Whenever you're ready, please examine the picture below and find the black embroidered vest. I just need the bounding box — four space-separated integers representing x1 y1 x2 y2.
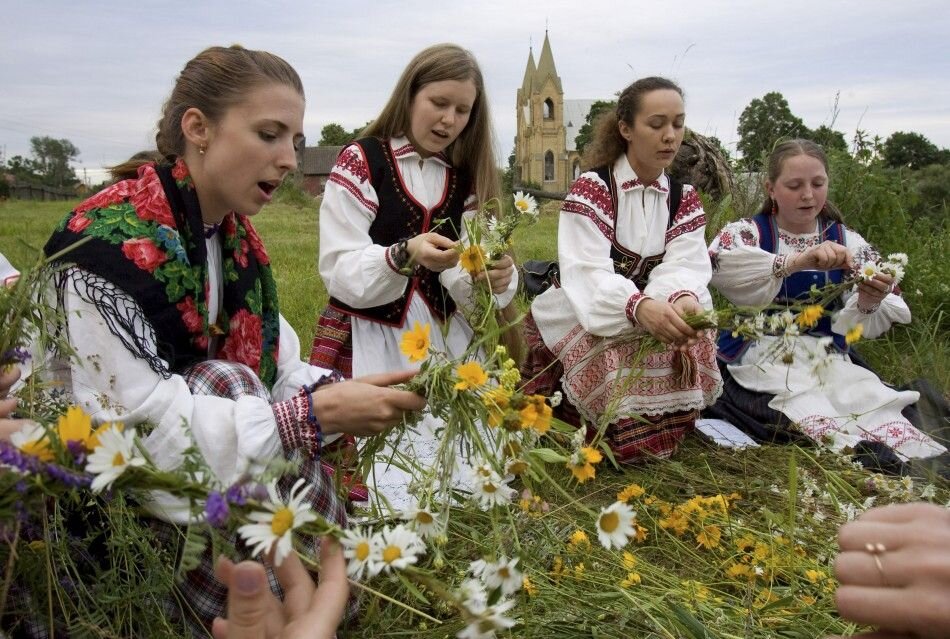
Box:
328 137 472 326
593 165 682 290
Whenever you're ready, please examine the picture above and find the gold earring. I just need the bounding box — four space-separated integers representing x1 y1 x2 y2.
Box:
199 145 206 155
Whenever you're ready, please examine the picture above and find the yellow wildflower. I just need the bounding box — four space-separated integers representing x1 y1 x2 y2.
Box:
804 569 825 584
736 535 756 552
696 524 722 550
800 595 817 606
682 580 711 601
845 323 864 345
482 387 512 427
519 395 552 433
573 562 585 578
399 321 430 363
617 483 646 503
522 576 538 597
459 244 486 274
633 524 649 543
57 405 113 452
620 572 642 588
796 305 824 328
725 562 752 580
622 551 637 570
659 511 689 537
568 529 590 549
567 446 603 483
454 361 488 391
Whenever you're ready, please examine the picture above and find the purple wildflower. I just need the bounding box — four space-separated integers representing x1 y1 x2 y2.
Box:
43 462 92 489
225 483 248 506
1 346 31 366
205 491 230 527
66 439 88 466
0 441 42 474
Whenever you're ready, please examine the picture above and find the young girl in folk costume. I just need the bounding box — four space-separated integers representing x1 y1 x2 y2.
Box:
310 43 518 508
40 45 423 635
521 77 722 462
707 139 946 464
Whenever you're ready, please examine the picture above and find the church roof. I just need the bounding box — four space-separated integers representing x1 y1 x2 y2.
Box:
534 32 562 93
563 100 597 152
521 49 536 95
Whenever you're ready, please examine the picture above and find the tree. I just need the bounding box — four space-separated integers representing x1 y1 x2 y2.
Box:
882 131 943 170
3 155 41 183
318 123 353 146
574 100 616 154
810 125 848 153
736 92 809 170
30 136 79 187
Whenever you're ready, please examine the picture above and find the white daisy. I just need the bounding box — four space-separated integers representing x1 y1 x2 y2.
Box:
859 260 882 281
472 472 516 510
457 596 517 639
85 424 146 493
595 501 637 550
340 526 378 581
371 524 425 576
470 556 523 596
512 191 538 217
549 391 562 408
401 503 441 539
237 478 317 566
886 252 908 266
8 421 50 461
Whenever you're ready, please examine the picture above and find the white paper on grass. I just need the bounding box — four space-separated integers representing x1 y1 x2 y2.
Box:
696 418 760 449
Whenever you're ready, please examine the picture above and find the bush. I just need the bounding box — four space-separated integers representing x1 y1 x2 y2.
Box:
272 175 315 208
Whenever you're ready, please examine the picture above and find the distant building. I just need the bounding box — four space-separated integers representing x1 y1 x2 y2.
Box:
297 144 343 196
514 32 598 193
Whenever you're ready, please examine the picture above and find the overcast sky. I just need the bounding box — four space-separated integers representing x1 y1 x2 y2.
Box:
2 1 948 183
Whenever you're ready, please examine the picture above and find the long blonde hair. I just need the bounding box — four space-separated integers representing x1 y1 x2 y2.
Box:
362 43 499 208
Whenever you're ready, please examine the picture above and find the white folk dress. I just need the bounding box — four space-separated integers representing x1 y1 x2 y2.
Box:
531 155 722 433
318 136 518 510
709 218 946 460
47 235 336 523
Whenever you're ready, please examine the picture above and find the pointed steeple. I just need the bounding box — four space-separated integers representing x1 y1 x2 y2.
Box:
521 47 536 96
534 31 562 93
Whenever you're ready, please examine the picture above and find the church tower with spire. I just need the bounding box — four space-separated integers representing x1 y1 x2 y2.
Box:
514 32 593 193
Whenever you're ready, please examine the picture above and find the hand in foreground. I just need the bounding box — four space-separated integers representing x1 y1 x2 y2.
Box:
406 232 459 272
788 240 852 273
312 370 426 437
212 538 349 639
832 502 950 639
474 254 515 294
0 366 22 442
855 273 895 311
635 298 699 347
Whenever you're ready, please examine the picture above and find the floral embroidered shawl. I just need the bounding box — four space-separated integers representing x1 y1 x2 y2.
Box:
44 159 280 387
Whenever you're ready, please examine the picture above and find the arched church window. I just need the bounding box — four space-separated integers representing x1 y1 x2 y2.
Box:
543 98 554 120
544 150 555 182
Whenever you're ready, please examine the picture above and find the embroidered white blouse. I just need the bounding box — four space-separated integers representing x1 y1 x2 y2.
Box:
532 154 712 348
708 218 910 338
318 136 518 376
48 235 334 523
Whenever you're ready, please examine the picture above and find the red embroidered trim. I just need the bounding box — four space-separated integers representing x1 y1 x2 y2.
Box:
620 178 668 193
625 292 647 324
668 290 697 304
665 213 706 243
563 200 611 239
327 172 378 215
569 175 613 218
336 147 369 184
672 188 702 224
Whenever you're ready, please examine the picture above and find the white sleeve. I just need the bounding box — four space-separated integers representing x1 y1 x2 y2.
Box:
831 228 911 338
272 314 338 400
558 179 639 337
709 218 785 306
62 270 281 488
642 187 713 307
318 144 410 308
